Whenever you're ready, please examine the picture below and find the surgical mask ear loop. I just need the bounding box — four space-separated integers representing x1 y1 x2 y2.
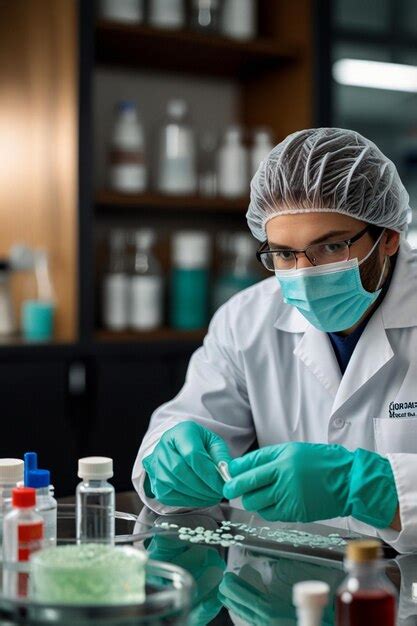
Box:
375 255 389 291
357 229 385 267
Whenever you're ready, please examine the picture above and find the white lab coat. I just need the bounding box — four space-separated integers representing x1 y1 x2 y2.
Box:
132 242 417 553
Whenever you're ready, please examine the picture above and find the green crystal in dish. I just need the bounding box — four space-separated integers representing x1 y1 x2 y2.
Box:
30 544 147 605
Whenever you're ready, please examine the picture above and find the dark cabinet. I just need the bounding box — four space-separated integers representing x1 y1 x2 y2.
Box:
0 360 79 496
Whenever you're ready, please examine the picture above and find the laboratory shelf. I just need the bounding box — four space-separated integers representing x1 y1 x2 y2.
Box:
95 190 249 214
95 20 298 78
95 328 207 344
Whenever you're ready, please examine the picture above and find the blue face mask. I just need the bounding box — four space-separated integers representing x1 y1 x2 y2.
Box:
275 233 387 333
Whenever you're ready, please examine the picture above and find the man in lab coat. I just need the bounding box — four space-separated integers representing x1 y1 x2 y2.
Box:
133 128 417 553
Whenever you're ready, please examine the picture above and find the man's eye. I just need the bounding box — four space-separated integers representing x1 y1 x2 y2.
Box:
275 251 294 261
321 242 345 254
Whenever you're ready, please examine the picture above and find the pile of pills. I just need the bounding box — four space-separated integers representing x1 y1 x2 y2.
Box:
154 520 347 550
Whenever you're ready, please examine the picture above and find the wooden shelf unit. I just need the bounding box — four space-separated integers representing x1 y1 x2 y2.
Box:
95 20 298 78
95 190 250 214
95 328 207 343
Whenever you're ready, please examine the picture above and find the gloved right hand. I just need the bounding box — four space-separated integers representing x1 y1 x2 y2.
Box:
142 421 232 507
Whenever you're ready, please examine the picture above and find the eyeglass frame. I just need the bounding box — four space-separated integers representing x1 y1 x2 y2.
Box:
256 225 376 270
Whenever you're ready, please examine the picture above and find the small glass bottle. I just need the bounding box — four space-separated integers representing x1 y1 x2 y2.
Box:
217 126 249 198
76 457 115 545
109 101 147 194
336 540 397 626
293 580 330 626
0 459 24 544
149 0 185 29
212 233 259 311
221 0 257 41
102 229 130 331
26 469 57 548
128 229 163 331
198 131 218 197
157 99 197 195
170 231 211 329
250 128 274 178
98 0 144 24
190 0 220 33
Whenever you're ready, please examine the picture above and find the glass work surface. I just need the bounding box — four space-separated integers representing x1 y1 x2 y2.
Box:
1 500 416 624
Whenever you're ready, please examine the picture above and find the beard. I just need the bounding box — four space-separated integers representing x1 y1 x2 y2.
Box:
359 242 389 292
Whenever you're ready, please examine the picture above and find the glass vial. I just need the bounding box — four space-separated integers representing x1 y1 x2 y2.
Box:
170 231 211 329
98 0 144 23
149 0 185 29
218 126 249 198
250 128 274 178
221 0 257 41
76 457 115 545
157 99 197 195
128 229 163 331
336 540 397 626
198 131 218 197
102 229 130 331
26 469 57 548
0 459 24 544
109 101 147 194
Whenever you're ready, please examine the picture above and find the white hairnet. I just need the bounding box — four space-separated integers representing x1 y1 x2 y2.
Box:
247 127 411 241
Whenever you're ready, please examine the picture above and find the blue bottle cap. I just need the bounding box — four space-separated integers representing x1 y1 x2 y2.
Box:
24 452 38 486
26 469 50 489
118 100 136 112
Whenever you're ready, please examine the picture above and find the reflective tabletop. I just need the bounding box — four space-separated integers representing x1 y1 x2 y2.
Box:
1 497 417 625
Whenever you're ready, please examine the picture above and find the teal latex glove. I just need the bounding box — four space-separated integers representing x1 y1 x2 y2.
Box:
142 421 232 507
223 443 398 528
146 534 225 626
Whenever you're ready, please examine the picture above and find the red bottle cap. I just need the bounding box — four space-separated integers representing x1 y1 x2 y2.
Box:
12 487 36 508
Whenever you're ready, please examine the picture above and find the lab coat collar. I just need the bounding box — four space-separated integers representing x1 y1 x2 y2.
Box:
380 241 417 329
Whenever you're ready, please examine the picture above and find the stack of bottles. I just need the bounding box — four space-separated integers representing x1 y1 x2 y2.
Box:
0 453 122 602
102 229 262 332
107 98 274 198
98 0 259 41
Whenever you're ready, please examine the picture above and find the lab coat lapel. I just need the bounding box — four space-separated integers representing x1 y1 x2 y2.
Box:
331 308 394 416
293 325 342 397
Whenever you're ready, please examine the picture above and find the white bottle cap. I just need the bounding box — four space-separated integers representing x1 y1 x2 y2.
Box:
78 457 113 480
167 99 188 120
293 581 330 608
0 459 24 485
172 231 211 269
253 127 273 143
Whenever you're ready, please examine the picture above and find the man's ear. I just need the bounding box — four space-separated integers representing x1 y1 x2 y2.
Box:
383 229 400 257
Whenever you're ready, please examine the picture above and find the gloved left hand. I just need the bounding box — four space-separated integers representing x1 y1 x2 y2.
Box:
223 442 398 528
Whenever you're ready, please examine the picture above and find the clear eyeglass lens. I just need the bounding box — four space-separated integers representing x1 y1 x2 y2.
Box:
263 241 349 271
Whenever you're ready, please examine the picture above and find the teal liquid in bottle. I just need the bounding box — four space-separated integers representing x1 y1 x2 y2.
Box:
170 268 209 329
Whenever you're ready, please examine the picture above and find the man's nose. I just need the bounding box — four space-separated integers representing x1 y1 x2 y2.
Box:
295 252 314 269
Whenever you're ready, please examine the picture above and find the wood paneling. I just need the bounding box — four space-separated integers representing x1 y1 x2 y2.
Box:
241 0 313 140
0 0 78 341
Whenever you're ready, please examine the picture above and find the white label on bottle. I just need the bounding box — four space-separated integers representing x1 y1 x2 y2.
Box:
103 274 129 330
129 276 163 330
110 164 146 193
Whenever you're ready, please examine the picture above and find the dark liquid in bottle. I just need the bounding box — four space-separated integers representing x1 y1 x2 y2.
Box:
336 590 396 626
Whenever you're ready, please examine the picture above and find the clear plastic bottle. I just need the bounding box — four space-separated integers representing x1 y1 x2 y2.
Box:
26 469 57 547
221 0 257 41
198 131 218 197
109 101 147 193
0 459 24 544
212 233 259 311
157 99 197 195
98 0 144 24
128 229 163 331
336 540 397 626
218 126 249 198
76 457 115 545
3 487 44 568
149 0 185 29
170 231 211 329
250 128 274 177
102 229 130 331
293 580 330 626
